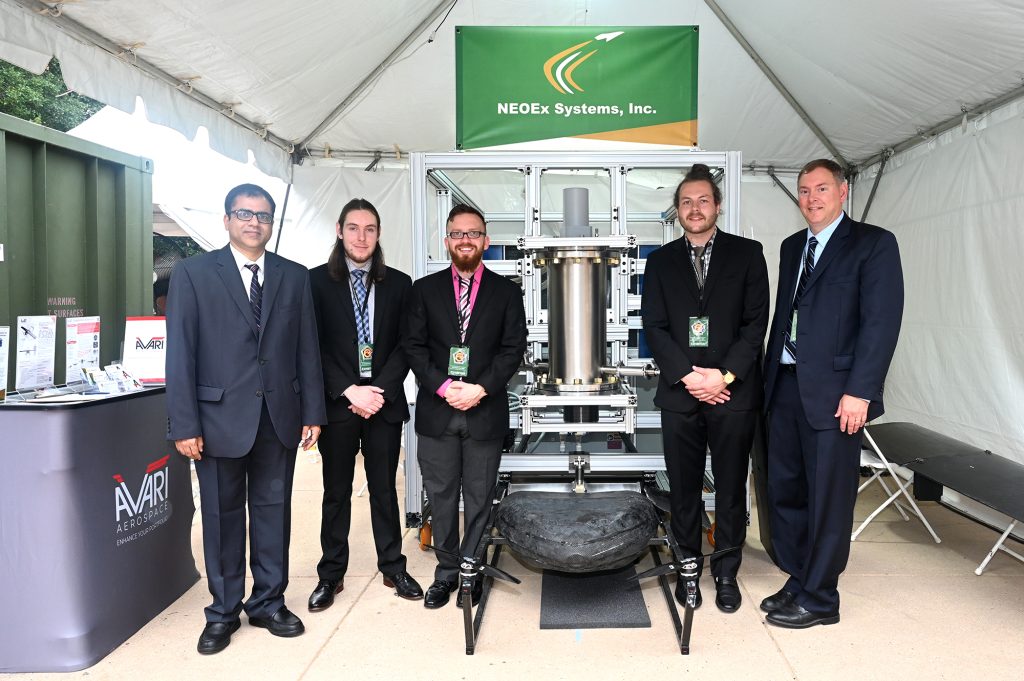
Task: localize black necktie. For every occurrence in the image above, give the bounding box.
[244,263,262,331]
[783,236,817,359]
[692,245,706,290]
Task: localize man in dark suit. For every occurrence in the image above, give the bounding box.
[166,183,327,654]
[404,204,527,609]
[306,198,422,612]
[762,159,904,628]
[642,164,770,613]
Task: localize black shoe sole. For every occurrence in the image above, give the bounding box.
[765,613,840,629]
[423,596,451,609]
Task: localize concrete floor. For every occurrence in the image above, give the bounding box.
[7,450,1024,681]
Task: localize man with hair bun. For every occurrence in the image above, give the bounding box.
[642,164,770,613]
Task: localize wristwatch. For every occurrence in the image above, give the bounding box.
[722,370,736,385]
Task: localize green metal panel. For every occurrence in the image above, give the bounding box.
[0,112,153,391]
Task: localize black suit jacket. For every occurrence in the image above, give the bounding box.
[642,230,770,413]
[764,214,904,429]
[309,263,411,424]
[165,246,327,458]
[404,266,527,440]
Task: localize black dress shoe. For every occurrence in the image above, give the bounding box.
[384,571,424,600]
[249,606,305,637]
[759,587,797,613]
[456,578,483,608]
[197,620,240,655]
[714,577,742,613]
[765,602,840,629]
[308,579,344,612]
[674,578,702,609]
[424,579,457,609]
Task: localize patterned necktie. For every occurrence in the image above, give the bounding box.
[351,269,370,343]
[244,263,262,331]
[458,275,472,342]
[784,236,818,359]
[692,245,706,290]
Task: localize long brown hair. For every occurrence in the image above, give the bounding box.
[327,198,387,283]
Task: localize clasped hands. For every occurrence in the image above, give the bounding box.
[443,381,487,411]
[683,366,731,404]
[345,384,385,419]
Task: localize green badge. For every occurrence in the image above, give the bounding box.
[448,345,470,377]
[790,312,798,340]
[358,343,374,373]
[688,316,709,347]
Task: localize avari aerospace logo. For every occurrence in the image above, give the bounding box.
[543,31,624,95]
[113,454,172,546]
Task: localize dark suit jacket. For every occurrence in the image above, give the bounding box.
[642,230,770,414]
[404,266,527,440]
[309,263,411,424]
[165,245,327,458]
[764,214,904,429]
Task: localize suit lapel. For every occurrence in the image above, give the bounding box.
[439,268,460,343]
[335,269,358,332]
[671,238,702,304]
[463,267,493,342]
[259,252,283,338]
[779,235,803,312]
[215,246,259,337]
[700,230,729,301]
[804,216,851,293]
[371,273,386,340]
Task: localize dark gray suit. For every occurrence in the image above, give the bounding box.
[166,245,326,623]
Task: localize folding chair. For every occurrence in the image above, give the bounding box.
[851,427,941,543]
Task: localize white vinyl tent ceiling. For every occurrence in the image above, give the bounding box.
[3,0,1024,179]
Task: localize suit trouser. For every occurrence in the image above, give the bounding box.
[417,411,502,582]
[662,406,755,579]
[766,369,862,614]
[194,402,296,623]
[316,414,406,580]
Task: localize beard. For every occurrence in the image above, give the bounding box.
[449,245,483,272]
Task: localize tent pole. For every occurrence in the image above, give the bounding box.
[766,167,799,207]
[298,0,458,150]
[859,150,891,223]
[272,177,294,254]
[702,0,849,171]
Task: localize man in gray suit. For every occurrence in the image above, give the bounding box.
[166,183,327,655]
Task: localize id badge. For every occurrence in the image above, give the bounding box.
[790,312,798,339]
[448,346,470,377]
[688,316,709,347]
[358,343,374,373]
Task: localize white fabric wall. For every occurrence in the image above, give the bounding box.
[851,99,1024,466]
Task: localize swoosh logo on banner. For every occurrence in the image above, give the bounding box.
[542,31,624,95]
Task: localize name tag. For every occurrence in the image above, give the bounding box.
[358,343,374,373]
[790,312,798,340]
[689,316,709,347]
[448,346,470,377]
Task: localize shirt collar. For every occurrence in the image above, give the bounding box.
[346,256,372,274]
[806,211,844,253]
[451,262,486,281]
[229,243,265,272]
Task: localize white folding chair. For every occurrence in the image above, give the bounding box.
[851,428,941,543]
[975,518,1024,575]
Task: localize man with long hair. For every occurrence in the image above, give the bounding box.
[307,198,422,611]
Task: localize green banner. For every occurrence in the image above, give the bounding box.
[456,26,698,149]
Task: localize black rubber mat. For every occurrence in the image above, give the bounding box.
[539,564,651,629]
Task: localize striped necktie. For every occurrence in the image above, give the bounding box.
[244,263,262,331]
[783,236,817,359]
[351,269,370,343]
[458,275,472,342]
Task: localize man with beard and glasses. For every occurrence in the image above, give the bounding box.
[404,204,527,609]
[306,198,422,613]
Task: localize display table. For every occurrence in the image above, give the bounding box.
[0,388,199,672]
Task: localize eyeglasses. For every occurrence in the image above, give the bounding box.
[446,230,486,240]
[229,209,274,224]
